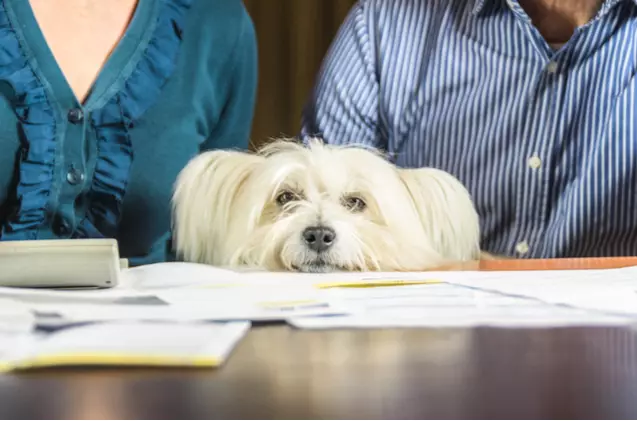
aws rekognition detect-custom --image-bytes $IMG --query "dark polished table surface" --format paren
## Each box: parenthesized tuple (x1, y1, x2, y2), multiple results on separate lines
(2, 257, 637, 419)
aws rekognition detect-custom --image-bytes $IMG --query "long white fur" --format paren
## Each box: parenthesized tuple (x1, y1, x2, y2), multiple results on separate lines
(172, 138, 481, 272)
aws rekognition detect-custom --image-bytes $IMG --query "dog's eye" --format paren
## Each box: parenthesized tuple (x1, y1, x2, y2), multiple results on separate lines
(343, 196, 366, 212)
(276, 191, 298, 206)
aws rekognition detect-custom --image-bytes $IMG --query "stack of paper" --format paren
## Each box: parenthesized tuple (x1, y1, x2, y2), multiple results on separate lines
(0, 263, 349, 327)
(0, 262, 347, 371)
(0, 320, 249, 372)
(120, 262, 637, 329)
(4, 261, 637, 329)
(3, 261, 637, 371)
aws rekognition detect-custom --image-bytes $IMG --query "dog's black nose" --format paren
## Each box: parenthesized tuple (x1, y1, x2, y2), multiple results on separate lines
(302, 226, 336, 252)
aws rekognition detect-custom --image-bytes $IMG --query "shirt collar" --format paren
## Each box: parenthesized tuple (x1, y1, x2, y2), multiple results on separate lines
(597, 0, 637, 15)
(472, 0, 637, 16)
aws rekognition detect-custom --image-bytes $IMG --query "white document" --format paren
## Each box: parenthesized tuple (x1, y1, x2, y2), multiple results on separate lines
(290, 281, 635, 329)
(123, 261, 448, 290)
(0, 262, 431, 326)
(0, 299, 36, 333)
(0, 262, 243, 304)
(28, 297, 349, 327)
(0, 321, 250, 371)
(0, 286, 153, 305)
(5, 261, 637, 329)
(120, 262, 244, 290)
(21, 269, 352, 326)
(442, 266, 637, 316)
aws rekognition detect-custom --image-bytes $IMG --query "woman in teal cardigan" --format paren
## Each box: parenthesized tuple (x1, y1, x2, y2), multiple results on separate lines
(0, 0, 257, 266)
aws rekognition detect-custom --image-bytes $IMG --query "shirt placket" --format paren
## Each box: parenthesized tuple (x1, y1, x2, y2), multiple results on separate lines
(513, 64, 563, 257)
(507, 5, 570, 258)
(506, 0, 626, 258)
(49, 104, 89, 239)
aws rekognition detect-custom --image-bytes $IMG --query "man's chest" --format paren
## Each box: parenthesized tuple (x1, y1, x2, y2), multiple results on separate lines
(382, 9, 637, 256)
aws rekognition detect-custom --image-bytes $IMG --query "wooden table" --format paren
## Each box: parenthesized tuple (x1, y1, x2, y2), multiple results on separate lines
(2, 257, 637, 419)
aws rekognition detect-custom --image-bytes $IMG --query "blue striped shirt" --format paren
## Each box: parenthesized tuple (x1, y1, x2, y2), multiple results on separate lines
(301, 0, 637, 259)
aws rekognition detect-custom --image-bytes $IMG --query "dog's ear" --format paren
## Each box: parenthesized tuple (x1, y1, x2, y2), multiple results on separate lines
(397, 167, 481, 260)
(172, 150, 262, 264)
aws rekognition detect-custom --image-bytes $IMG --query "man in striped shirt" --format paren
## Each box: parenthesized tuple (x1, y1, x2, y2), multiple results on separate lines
(301, 0, 637, 259)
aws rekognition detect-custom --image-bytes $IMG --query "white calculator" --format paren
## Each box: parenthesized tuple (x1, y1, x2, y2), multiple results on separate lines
(0, 239, 122, 288)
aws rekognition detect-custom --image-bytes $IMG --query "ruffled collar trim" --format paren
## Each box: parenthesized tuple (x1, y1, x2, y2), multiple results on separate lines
(0, 0, 193, 240)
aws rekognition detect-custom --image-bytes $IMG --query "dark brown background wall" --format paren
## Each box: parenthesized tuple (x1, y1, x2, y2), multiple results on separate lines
(243, 0, 356, 149)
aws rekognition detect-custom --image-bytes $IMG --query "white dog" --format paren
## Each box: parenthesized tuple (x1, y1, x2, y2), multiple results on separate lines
(172, 139, 481, 272)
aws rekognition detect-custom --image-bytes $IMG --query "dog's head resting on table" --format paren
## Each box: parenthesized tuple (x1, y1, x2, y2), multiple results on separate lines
(172, 138, 480, 272)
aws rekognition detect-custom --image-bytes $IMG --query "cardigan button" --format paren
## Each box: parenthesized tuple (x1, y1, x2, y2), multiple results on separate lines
(67, 108, 84, 124)
(66, 167, 85, 185)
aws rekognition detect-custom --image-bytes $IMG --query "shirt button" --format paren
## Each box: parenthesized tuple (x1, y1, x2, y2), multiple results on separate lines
(66, 167, 85, 185)
(515, 241, 530, 255)
(527, 155, 542, 169)
(546, 61, 559, 74)
(67, 108, 84, 124)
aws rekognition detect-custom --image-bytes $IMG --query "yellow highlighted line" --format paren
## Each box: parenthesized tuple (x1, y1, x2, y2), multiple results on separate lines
(0, 353, 221, 372)
(315, 279, 442, 289)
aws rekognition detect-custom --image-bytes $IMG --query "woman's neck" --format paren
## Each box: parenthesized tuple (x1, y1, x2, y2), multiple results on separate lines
(518, 0, 604, 45)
